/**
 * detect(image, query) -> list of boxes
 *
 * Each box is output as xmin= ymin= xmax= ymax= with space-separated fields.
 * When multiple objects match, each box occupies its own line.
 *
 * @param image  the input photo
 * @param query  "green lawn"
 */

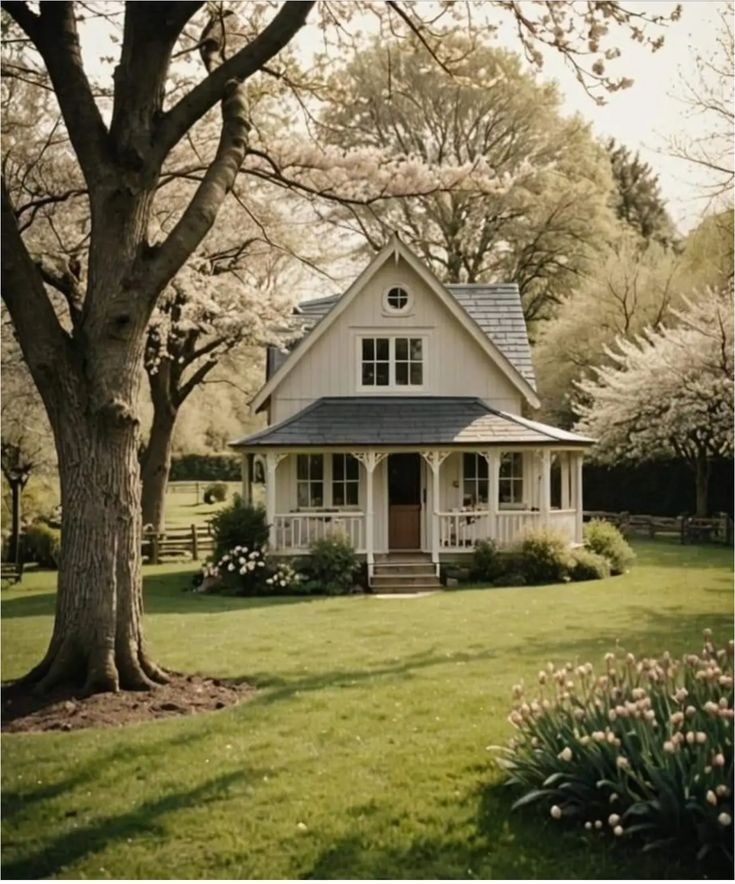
xmin=159 ymin=481 xmax=244 ymax=528
xmin=2 ymin=540 xmax=732 ymax=879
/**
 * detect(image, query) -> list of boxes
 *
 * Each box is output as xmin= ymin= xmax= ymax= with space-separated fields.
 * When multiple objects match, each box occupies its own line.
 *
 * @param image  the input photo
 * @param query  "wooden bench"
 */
xmin=1 ymin=561 xmax=23 ymax=585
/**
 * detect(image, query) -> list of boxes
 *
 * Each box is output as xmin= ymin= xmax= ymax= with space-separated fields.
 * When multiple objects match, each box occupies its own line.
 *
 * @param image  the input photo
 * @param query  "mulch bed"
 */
xmin=1 ymin=674 xmax=254 ymax=734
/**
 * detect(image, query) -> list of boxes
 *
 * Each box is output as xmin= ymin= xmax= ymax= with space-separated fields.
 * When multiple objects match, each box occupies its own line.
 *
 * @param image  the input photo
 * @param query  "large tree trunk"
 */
xmin=141 ymin=403 xmax=177 ymax=533
xmin=22 ymin=406 xmax=167 ymax=694
xmin=695 ymin=453 xmax=711 ymax=518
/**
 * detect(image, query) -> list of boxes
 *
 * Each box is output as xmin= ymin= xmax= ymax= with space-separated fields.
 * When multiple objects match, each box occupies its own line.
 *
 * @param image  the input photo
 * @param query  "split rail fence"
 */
xmin=583 ymin=511 xmax=732 ymax=545
xmin=142 ymin=524 xmax=214 ymax=564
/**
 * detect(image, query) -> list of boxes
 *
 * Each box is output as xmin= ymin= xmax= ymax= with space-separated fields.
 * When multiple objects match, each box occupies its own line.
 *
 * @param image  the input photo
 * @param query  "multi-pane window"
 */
xmin=332 ymin=454 xmax=360 ymax=506
xmin=297 ymin=454 xmax=324 ymax=507
xmin=361 ymin=337 xmax=390 ymax=386
xmin=462 ymin=453 xmax=488 ymax=506
xmin=395 ymin=337 xmax=423 ymax=385
xmin=360 ymin=336 xmax=424 ymax=387
xmin=499 ymin=452 xmax=524 ymax=505
xmin=386 ymin=286 xmax=409 ymax=310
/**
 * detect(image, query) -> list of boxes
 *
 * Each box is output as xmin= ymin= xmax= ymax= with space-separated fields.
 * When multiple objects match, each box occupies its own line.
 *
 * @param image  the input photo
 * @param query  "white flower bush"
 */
xmin=497 ymin=631 xmax=733 ymax=864
xmin=197 ymin=545 xmax=301 ymax=595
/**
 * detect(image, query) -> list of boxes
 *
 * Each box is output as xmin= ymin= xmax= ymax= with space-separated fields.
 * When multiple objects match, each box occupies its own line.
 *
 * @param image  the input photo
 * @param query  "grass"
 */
xmin=153 ymin=481 xmax=244 ymax=529
xmin=1 ymin=540 xmax=732 ymax=879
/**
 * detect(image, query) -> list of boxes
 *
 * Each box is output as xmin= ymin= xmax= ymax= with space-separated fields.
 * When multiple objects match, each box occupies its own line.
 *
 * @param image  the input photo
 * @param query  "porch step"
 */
xmin=372 ymin=562 xmax=437 ymax=575
xmin=371 ymin=582 xmax=442 ymax=594
xmin=371 ymin=574 xmax=441 ymax=588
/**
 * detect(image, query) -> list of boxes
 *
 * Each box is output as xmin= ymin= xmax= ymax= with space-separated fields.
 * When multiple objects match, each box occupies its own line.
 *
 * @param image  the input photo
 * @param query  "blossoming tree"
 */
xmin=1 ymin=0 xmax=682 ymax=696
xmin=574 ymin=287 xmax=734 ymax=515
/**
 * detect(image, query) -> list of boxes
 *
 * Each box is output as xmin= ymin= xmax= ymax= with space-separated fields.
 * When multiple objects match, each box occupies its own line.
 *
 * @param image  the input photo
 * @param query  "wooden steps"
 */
xmin=370 ymin=553 xmax=440 ymax=594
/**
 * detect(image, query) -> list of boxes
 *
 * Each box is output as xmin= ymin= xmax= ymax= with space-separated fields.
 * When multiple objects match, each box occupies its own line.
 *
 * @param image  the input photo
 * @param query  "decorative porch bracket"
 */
xmin=420 ymin=450 xmax=451 ymax=573
xmin=265 ymin=452 xmax=289 ymax=548
xmin=352 ymin=451 xmax=388 ymax=578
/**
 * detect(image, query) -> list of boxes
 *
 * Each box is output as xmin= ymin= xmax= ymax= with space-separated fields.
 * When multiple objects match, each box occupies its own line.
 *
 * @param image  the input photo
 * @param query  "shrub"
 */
xmin=301 ymin=535 xmax=358 ymax=595
xmin=203 ymin=482 xmax=228 ymax=504
xmin=197 ymin=545 xmax=302 ymax=596
xmin=584 ymin=519 xmax=635 ymax=575
xmin=496 ymin=630 xmax=734 ymax=867
xmin=210 ymin=497 xmax=268 ymax=563
xmin=21 ymin=522 xmax=60 ymax=568
xmin=568 ymin=548 xmax=611 ymax=582
xmin=470 ymin=539 xmax=503 ymax=582
xmin=514 ymin=527 xmax=572 ymax=585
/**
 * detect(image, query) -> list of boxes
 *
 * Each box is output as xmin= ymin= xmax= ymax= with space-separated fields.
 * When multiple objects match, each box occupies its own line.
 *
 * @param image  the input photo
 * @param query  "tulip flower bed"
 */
xmin=498 ymin=630 xmax=734 ymax=866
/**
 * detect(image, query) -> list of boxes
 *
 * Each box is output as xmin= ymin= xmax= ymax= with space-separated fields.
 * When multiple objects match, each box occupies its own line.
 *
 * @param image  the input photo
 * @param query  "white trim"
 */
xmin=355 ymin=333 xmax=427 ymax=393
xmin=250 ymin=235 xmax=540 ymax=413
xmin=382 ymin=283 xmax=414 ymax=316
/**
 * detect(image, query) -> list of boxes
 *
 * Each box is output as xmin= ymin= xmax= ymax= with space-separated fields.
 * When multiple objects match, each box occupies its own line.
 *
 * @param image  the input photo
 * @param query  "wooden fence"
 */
xmin=583 ymin=511 xmax=732 ymax=544
xmin=142 ymin=524 xmax=214 ymax=564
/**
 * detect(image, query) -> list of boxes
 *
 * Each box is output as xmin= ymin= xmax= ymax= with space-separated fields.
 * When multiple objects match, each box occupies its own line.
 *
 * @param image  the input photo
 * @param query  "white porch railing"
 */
xmin=438 ymin=511 xmax=491 ymax=549
xmin=272 ymin=512 xmax=365 ymax=552
xmin=438 ymin=508 xmax=579 ymax=550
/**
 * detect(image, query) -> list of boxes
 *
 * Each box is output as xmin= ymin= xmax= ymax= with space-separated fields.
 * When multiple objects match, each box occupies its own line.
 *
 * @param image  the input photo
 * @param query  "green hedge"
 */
xmin=170 ymin=454 xmax=241 ymax=482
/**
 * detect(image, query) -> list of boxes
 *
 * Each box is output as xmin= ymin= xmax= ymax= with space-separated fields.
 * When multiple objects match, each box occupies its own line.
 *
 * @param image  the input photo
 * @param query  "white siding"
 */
xmin=270 ymin=256 xmax=522 ymax=423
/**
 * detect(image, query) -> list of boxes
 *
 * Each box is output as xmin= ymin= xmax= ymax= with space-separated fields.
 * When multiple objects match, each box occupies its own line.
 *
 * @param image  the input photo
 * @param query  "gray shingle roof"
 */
xmin=231 ymin=397 xmax=592 ymax=448
xmin=293 ymin=282 xmax=536 ymax=389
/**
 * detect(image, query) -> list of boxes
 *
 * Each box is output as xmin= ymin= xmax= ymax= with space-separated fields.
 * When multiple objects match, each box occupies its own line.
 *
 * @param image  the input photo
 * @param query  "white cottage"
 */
xmin=231 ymin=236 xmax=592 ymax=590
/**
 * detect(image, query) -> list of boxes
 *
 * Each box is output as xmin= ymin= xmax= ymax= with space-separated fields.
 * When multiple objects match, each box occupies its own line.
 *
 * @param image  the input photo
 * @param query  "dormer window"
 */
xmin=385 ymin=286 xmax=410 ymax=312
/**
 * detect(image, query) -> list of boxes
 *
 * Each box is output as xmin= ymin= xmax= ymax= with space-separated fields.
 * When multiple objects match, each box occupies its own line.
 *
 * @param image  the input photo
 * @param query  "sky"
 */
xmin=79 ymin=1 xmax=732 ymax=234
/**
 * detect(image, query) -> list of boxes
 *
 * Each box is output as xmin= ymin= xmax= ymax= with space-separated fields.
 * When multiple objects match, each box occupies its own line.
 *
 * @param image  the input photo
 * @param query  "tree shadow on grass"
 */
xmin=304 ymin=782 xmax=709 ymax=880
xmin=0 ymin=568 xmax=337 ymax=619
xmin=238 ymin=645 xmax=498 ymax=707
xmin=2 ymin=768 xmax=255 ymax=879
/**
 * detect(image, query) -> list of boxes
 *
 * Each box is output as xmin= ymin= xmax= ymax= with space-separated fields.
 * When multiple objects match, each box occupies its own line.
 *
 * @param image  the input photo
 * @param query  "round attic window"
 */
xmin=386 ymin=286 xmax=409 ymax=311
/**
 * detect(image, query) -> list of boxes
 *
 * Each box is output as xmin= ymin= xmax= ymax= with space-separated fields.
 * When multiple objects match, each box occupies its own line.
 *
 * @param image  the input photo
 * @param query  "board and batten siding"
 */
xmin=269 ymin=256 xmax=522 ymax=423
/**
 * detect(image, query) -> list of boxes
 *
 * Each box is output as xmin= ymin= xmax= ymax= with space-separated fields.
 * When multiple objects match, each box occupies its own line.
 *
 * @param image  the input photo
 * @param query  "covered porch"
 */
xmin=231 ymin=397 xmax=591 ymax=579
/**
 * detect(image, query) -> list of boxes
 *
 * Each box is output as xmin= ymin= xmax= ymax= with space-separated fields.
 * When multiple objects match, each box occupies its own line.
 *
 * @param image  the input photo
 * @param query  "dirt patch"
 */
xmin=1 ymin=674 xmax=254 ymax=734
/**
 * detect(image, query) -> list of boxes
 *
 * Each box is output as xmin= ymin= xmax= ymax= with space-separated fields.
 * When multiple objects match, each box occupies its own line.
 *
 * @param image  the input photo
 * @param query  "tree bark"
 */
xmin=9 ymin=480 xmax=22 ymax=564
xmin=141 ymin=399 xmax=177 ymax=534
xmin=22 ymin=406 xmax=167 ymax=694
xmin=695 ymin=453 xmax=711 ymax=518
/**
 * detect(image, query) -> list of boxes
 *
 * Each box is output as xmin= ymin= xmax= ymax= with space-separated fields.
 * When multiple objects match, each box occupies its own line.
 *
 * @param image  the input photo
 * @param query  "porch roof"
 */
xmin=230 ymin=397 xmax=593 ymax=449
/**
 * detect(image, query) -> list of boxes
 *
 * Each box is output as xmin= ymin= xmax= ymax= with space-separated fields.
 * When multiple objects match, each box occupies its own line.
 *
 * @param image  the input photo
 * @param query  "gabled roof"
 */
xmin=294 ymin=282 xmax=535 ymax=388
xmin=231 ymin=397 xmax=593 ymax=448
xmin=251 ymin=236 xmax=540 ymax=413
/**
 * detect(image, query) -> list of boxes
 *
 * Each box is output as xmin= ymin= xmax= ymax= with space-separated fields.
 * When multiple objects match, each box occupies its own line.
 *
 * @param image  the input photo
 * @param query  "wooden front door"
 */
xmin=388 ymin=453 xmax=421 ymax=549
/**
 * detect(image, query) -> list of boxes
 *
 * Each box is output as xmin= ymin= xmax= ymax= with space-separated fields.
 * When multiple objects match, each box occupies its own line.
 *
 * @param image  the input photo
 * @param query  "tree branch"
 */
xmin=154 ymin=1 xmax=314 ymax=164
xmin=1 ymin=179 xmax=73 ymax=409
xmin=5 ymin=2 xmax=112 ymax=186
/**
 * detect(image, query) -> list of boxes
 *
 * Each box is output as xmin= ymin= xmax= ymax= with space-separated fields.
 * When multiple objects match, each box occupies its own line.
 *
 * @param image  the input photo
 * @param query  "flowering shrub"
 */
xmin=497 ymin=630 xmax=733 ymax=865
xmin=584 ymin=519 xmax=635 ymax=574
xmin=197 ymin=545 xmax=301 ymax=596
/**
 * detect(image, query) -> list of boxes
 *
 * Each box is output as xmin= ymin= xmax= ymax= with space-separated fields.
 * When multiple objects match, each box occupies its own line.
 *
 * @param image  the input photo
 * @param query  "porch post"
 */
xmin=241 ymin=453 xmax=250 ymax=505
xmin=353 ymin=451 xmax=387 ymax=580
xmin=574 ymin=451 xmax=584 ymax=543
xmin=561 ymin=452 xmax=571 ymax=510
xmin=485 ymin=449 xmax=500 ymax=538
xmin=421 ymin=451 xmax=450 ymax=572
xmin=540 ymin=448 xmax=551 ymax=521
xmin=265 ymin=452 xmax=287 ymax=549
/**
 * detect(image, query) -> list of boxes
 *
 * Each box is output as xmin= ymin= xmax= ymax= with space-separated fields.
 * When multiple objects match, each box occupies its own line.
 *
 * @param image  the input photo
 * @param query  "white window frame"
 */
xmin=461 ymin=453 xmax=489 ymax=507
xmin=296 ymin=454 xmax=325 ymax=509
xmin=356 ymin=334 xmax=427 ymax=392
xmin=382 ymin=284 xmax=413 ymax=315
xmin=293 ymin=454 xmax=362 ymax=511
xmin=499 ymin=451 xmax=524 ymax=508
xmin=331 ymin=453 xmax=360 ymax=508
